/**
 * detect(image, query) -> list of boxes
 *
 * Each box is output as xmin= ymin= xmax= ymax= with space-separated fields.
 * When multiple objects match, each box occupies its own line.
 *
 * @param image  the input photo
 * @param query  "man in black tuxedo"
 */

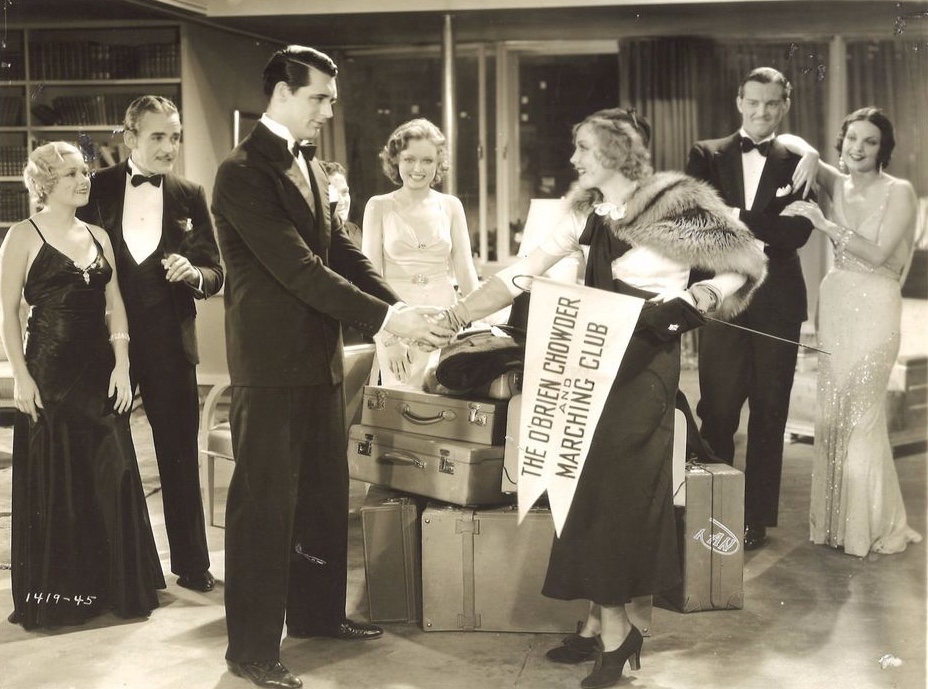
xmin=212 ymin=45 xmax=453 ymax=689
xmin=686 ymin=67 xmax=814 ymax=551
xmin=78 ymin=95 xmax=222 ymax=591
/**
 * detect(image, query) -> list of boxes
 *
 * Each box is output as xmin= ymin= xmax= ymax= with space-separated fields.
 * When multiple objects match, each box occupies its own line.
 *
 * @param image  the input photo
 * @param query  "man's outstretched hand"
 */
xmin=385 ymin=304 xmax=457 ymax=350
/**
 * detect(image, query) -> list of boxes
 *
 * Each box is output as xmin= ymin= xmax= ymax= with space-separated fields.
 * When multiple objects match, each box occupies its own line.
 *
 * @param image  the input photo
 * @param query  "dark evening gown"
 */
xmin=542 ymin=212 xmax=682 ymax=605
xmin=8 ymin=223 xmax=165 ymax=630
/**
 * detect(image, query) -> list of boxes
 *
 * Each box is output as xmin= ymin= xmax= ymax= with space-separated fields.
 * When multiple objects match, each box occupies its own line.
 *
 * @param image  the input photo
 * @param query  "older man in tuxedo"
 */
xmin=78 ymin=95 xmax=222 ymax=592
xmin=687 ymin=67 xmax=814 ymax=551
xmin=212 ymin=45 xmax=453 ymax=689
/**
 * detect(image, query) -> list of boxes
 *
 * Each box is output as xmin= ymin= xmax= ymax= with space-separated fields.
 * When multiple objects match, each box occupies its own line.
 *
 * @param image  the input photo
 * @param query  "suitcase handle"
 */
xmin=378 ymin=450 xmax=426 ymax=469
xmin=399 ymin=404 xmax=457 ymax=426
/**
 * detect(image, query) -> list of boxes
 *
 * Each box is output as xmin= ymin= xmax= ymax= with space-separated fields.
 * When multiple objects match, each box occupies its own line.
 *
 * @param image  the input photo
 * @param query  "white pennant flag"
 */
xmin=517 ymin=277 xmax=643 ymax=535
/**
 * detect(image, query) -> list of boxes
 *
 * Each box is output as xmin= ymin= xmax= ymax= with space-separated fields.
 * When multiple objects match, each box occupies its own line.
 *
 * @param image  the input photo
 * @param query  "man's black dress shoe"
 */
xmin=227 ymin=660 xmax=302 ymax=688
xmin=289 ymin=618 xmax=383 ymax=640
xmin=177 ymin=570 xmax=215 ymax=592
xmin=744 ymin=525 xmax=768 ymax=551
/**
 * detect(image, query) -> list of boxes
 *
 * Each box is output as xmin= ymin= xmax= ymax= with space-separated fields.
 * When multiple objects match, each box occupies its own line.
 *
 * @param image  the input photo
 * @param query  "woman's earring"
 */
xmin=838 ymin=156 xmax=847 ymax=174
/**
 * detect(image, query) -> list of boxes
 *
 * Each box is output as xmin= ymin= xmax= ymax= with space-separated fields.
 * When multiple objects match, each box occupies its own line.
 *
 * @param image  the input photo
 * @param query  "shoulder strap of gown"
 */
xmin=27 ymin=218 xmax=47 ymax=243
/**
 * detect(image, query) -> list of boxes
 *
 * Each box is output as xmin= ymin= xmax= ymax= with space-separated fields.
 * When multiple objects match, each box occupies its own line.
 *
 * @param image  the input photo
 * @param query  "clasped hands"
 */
xmin=384 ymin=304 xmax=459 ymax=352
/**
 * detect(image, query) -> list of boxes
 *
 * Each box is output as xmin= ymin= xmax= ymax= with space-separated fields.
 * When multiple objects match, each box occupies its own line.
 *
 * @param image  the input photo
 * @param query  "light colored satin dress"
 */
xmin=374 ymin=194 xmax=458 ymax=390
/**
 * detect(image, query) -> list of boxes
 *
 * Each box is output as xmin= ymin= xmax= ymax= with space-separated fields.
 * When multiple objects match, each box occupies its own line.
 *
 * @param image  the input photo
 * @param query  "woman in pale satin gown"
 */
xmin=363 ymin=118 xmax=479 ymax=389
xmin=781 ymin=107 xmax=922 ymax=557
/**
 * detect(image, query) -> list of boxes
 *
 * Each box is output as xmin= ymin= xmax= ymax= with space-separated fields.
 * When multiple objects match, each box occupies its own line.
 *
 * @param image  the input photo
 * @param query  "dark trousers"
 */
xmin=696 ymin=311 xmax=801 ymax=527
xmin=131 ymin=303 xmax=209 ymax=575
xmin=224 ymin=383 xmax=349 ymax=663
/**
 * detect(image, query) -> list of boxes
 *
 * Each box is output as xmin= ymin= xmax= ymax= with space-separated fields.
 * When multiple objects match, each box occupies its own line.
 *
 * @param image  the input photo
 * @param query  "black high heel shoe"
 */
xmin=580 ymin=625 xmax=643 ymax=689
xmin=546 ymin=623 xmax=599 ymax=664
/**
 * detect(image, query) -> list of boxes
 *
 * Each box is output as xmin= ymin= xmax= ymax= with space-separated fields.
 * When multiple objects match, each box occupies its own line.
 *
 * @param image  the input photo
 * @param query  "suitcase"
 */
xmin=661 ymin=462 xmax=744 ymax=613
xmin=361 ymin=386 xmax=508 ymax=446
xmin=348 ymin=424 xmax=510 ymax=507
xmin=359 ymin=486 xmax=423 ymax=623
xmin=421 ymin=503 xmax=588 ymax=633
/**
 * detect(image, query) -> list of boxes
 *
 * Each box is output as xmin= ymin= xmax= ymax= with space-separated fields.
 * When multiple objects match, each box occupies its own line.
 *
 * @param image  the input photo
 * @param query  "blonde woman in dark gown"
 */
xmin=1 ymin=142 xmax=164 ymax=629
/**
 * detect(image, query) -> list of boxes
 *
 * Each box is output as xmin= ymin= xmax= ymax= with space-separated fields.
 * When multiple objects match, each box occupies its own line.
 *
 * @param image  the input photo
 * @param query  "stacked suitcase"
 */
xmin=351 ymin=384 xmax=595 ymax=633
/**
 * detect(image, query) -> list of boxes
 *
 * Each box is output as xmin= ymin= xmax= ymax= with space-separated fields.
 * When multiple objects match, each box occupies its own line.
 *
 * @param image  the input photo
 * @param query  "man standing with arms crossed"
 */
xmin=212 ymin=45 xmax=453 ymax=689
xmin=687 ymin=67 xmax=814 ymax=551
xmin=79 ymin=95 xmax=221 ymax=592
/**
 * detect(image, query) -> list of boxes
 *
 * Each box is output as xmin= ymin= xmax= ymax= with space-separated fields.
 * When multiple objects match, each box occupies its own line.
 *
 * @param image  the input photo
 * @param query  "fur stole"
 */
xmin=568 ymin=171 xmax=767 ymax=319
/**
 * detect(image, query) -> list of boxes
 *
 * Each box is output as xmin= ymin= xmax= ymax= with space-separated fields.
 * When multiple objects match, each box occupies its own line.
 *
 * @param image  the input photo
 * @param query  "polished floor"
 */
xmin=0 ymin=372 xmax=925 ymax=689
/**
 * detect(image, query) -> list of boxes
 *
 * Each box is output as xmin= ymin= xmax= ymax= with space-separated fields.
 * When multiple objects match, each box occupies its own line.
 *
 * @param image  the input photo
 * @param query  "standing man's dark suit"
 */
xmin=78 ymin=97 xmax=223 ymax=588
xmin=211 ymin=46 xmax=452 ymax=689
xmin=687 ymin=68 xmax=814 ymax=551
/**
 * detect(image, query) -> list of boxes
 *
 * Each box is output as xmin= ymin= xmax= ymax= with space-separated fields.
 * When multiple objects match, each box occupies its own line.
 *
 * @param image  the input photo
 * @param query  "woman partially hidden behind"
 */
xmin=1 ymin=142 xmax=164 ymax=629
xmin=781 ymin=107 xmax=922 ymax=557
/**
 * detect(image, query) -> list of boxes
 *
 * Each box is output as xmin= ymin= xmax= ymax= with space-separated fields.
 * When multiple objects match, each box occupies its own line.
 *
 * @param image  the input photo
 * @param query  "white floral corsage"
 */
xmin=775 ymin=184 xmax=793 ymax=198
xmin=594 ymin=201 xmax=628 ymax=221
xmin=183 ymin=218 xmax=193 ymax=232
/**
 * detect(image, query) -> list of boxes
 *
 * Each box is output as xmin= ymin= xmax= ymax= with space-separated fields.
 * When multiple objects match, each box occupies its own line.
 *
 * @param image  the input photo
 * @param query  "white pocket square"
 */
xmin=775 ymin=185 xmax=792 ymax=197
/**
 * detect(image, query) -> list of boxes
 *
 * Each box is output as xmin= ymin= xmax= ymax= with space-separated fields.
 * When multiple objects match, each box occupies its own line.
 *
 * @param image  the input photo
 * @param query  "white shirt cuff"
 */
xmin=378 ymin=301 xmax=407 ymax=335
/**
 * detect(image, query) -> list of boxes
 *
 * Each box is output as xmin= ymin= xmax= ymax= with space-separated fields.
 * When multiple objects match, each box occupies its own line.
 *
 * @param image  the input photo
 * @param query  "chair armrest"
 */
xmin=200 ymin=377 xmax=231 ymax=448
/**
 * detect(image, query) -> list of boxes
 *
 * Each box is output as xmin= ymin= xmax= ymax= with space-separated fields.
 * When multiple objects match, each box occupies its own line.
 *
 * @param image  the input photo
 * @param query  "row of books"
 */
xmin=0 ymin=188 xmax=30 ymax=222
xmin=27 ymin=41 xmax=179 ymax=81
xmin=32 ymin=94 xmax=157 ymax=127
xmin=0 ymin=96 xmax=25 ymax=127
xmin=0 ymin=148 xmax=29 ymax=177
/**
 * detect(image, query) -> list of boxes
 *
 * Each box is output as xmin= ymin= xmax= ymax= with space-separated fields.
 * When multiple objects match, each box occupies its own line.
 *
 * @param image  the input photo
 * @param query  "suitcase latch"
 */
xmin=366 ymin=390 xmax=386 ymax=411
xmin=357 ymin=434 xmax=373 ymax=456
xmin=439 ymin=449 xmax=455 ymax=475
xmin=467 ymin=402 xmax=488 ymax=427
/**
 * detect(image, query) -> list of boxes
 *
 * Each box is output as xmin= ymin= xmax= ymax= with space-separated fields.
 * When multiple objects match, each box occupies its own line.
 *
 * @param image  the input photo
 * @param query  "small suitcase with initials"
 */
xmin=348 ymin=424 xmax=510 ymax=507
xmin=359 ymin=486 xmax=423 ymax=624
xmin=661 ymin=462 xmax=744 ymax=613
xmin=361 ymin=386 xmax=508 ymax=446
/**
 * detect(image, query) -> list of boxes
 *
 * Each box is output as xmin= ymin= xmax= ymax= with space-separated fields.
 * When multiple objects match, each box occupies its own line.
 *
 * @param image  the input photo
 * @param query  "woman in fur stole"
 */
xmin=442 ymin=108 xmax=767 ymax=689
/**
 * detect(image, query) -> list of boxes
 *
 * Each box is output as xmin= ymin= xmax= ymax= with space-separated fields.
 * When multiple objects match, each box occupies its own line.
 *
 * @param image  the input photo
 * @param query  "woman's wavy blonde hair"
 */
xmin=23 ymin=141 xmax=84 ymax=204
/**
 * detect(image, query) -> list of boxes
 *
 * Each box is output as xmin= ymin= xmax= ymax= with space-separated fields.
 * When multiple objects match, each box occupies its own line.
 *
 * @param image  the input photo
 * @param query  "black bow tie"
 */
xmin=741 ymin=137 xmax=771 ymax=156
xmin=291 ymin=142 xmax=317 ymax=161
xmin=130 ymin=173 xmax=163 ymax=187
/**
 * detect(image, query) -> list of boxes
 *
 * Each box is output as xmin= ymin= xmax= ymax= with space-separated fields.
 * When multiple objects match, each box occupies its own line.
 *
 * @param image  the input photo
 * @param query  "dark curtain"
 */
xmin=619 ymin=37 xmax=829 ymax=173
xmin=846 ymin=39 xmax=928 ymax=198
xmin=618 ymin=38 xmax=712 ymax=172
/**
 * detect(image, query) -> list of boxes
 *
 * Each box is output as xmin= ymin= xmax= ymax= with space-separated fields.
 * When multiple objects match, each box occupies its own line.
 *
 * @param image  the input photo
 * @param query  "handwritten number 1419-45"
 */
xmin=25 ymin=592 xmax=98 ymax=606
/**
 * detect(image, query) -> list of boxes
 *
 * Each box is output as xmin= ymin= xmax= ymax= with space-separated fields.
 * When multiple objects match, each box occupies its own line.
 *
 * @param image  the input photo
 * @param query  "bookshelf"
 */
xmin=0 ymin=24 xmax=182 ymax=230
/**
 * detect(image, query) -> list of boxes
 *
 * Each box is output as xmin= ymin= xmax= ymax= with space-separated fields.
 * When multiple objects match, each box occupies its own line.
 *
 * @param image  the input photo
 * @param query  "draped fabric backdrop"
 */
xmin=846 ymin=39 xmax=928 ymax=199
xmin=619 ymin=37 xmax=830 ymax=173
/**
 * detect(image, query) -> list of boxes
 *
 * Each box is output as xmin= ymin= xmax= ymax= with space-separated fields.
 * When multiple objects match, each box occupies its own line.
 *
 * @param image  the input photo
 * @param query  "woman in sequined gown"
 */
xmin=1 ymin=142 xmax=165 ymax=629
xmin=363 ymin=118 xmax=479 ymax=389
xmin=782 ymin=107 xmax=922 ymax=557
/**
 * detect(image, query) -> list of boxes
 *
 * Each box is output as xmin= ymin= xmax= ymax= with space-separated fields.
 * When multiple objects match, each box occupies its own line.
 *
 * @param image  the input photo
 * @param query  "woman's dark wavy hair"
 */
xmin=379 ymin=118 xmax=450 ymax=186
xmin=836 ymin=106 xmax=896 ymax=170
xmin=573 ymin=107 xmax=653 ymax=181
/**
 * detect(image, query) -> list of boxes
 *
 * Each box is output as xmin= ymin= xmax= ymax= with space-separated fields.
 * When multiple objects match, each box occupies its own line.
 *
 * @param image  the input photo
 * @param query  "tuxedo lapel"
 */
xmin=283 ymin=161 xmax=318 ymax=222
xmin=309 ymin=158 xmax=331 ymax=249
xmin=753 ymin=141 xmax=791 ymax=211
xmin=717 ymin=136 xmax=745 ymax=208
xmin=96 ymin=162 xmax=129 ymax=251
xmin=161 ymin=173 xmax=186 ymax=252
